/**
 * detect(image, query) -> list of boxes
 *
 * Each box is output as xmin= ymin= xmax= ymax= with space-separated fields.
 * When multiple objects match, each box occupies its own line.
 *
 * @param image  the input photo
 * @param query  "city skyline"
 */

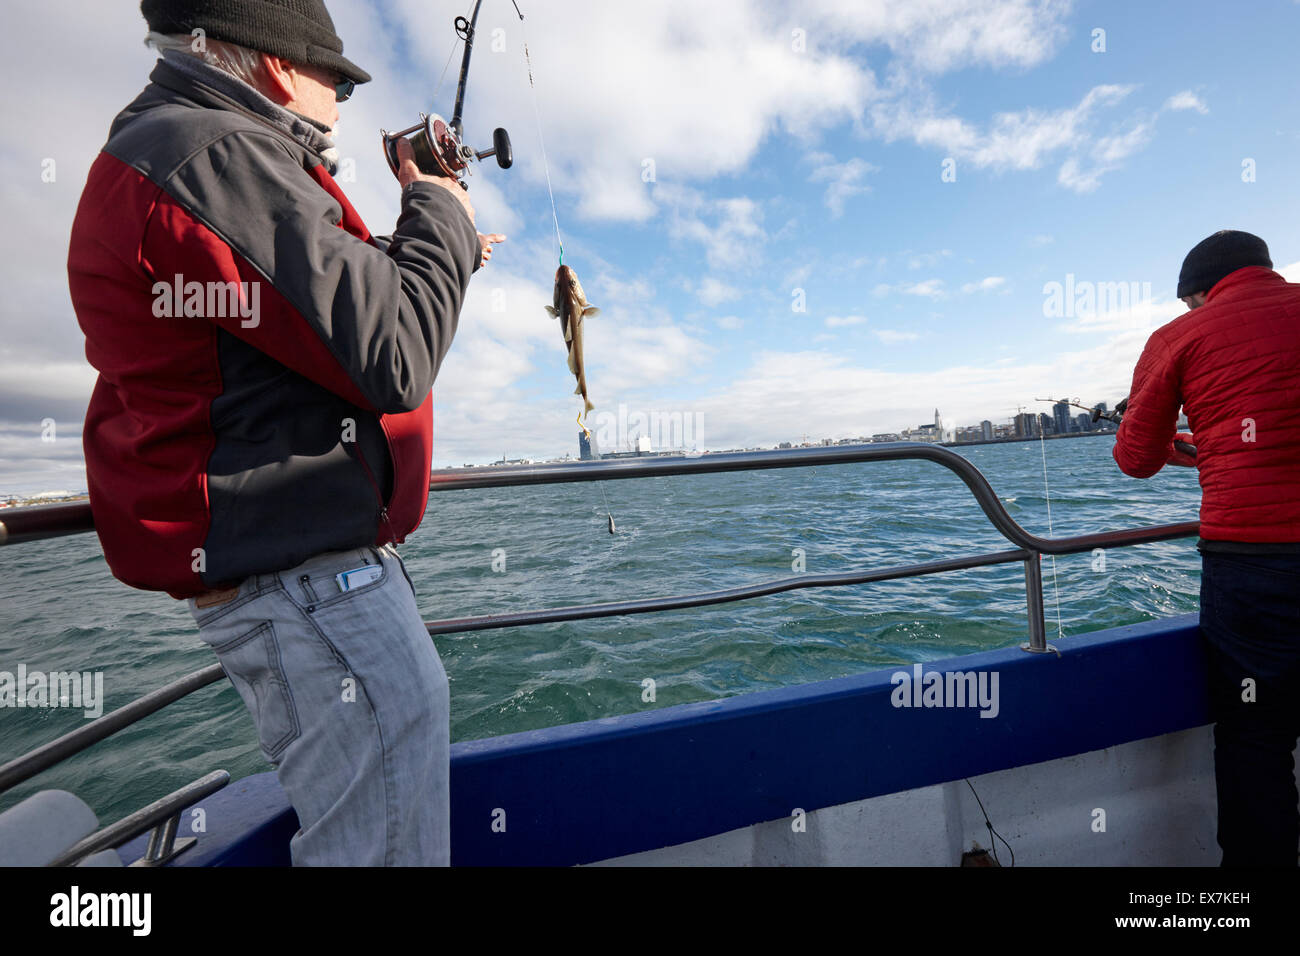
xmin=0 ymin=393 xmax=1148 ymax=497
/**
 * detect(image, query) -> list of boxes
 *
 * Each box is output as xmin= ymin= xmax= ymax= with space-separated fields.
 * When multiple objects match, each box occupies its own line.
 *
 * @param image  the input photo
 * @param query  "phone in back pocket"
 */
xmin=336 ymin=564 xmax=383 ymax=593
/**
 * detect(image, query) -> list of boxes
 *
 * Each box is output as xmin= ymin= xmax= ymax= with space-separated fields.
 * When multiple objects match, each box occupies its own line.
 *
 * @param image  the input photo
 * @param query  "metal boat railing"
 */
xmin=0 ymin=442 xmax=1199 ymax=864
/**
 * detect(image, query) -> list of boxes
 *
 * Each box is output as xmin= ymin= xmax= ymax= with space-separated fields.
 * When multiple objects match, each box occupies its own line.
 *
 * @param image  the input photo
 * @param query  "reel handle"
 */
xmin=475 ymin=128 xmax=513 ymax=169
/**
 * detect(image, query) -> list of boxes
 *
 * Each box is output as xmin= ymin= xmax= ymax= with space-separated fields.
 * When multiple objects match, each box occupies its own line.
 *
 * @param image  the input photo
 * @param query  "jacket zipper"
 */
xmin=352 ymin=443 xmax=396 ymax=545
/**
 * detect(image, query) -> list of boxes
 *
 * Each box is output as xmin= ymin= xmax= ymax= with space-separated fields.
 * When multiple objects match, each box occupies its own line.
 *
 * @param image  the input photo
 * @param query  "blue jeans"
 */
xmin=1199 ymin=550 xmax=1300 ymax=867
xmin=187 ymin=543 xmax=448 ymax=866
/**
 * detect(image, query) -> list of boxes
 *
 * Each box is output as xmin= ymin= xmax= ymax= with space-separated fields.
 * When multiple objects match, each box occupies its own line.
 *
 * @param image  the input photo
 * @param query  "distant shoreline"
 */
xmin=2 ymin=431 xmax=1126 ymax=497
xmin=939 ymin=430 xmax=1117 ymax=450
xmin=464 ymin=428 xmax=1124 ymax=468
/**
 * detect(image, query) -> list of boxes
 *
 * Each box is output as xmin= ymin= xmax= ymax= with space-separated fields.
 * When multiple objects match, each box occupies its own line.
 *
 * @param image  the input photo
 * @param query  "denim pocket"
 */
xmin=283 ymin=548 xmax=388 ymax=612
xmin=207 ymin=621 xmax=300 ymax=764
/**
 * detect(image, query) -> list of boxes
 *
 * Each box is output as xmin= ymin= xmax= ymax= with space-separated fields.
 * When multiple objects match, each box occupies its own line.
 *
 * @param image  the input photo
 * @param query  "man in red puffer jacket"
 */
xmin=1115 ymin=230 xmax=1300 ymax=867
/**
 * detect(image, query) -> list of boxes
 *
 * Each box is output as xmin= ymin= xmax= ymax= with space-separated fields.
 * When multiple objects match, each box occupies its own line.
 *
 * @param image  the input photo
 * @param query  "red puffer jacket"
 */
xmin=1114 ymin=266 xmax=1300 ymax=544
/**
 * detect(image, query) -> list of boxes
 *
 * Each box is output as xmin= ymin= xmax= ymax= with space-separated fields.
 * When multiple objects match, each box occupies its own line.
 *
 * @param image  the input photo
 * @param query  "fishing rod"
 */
xmin=1035 ymin=397 xmax=1196 ymax=458
xmin=383 ymin=4 xmax=618 ymax=535
xmin=380 ymin=0 xmax=522 ymax=187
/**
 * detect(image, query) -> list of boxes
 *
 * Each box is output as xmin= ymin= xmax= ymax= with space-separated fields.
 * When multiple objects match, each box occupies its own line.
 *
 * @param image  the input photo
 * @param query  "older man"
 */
xmin=1114 ymin=230 xmax=1300 ymax=867
xmin=67 ymin=0 xmax=500 ymax=865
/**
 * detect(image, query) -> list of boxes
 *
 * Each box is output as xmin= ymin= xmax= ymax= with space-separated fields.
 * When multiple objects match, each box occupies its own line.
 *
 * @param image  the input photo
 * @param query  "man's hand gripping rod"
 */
xmin=380 ymin=0 xmax=519 ymax=189
xmin=1041 ymin=396 xmax=1197 ymax=459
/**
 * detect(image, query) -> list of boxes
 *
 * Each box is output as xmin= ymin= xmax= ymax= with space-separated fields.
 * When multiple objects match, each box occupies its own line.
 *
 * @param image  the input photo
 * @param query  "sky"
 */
xmin=2 ymin=0 xmax=1299 ymax=493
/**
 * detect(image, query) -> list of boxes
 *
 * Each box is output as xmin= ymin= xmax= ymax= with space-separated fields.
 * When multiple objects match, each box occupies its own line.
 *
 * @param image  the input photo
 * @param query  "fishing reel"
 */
xmin=380 ymin=114 xmax=512 ymax=188
xmin=1091 ymin=397 xmax=1125 ymax=425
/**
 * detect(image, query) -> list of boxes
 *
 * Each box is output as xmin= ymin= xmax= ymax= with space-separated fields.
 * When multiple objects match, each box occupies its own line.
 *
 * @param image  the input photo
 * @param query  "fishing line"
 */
xmin=428 ymin=11 xmax=467 ymax=105
xmin=515 ymin=8 xmax=616 ymax=533
xmin=963 ymin=778 xmax=1015 ymax=866
xmin=518 ymin=14 xmax=565 ymax=265
xmin=1037 ymin=427 xmax=1065 ymax=642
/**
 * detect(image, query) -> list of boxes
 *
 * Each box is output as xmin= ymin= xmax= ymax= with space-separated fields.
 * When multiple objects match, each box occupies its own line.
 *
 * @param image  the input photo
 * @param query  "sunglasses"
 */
xmin=334 ymin=76 xmax=354 ymax=103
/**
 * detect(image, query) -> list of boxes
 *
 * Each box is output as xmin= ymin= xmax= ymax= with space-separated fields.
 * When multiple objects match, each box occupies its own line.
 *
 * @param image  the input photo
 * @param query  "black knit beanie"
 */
xmin=141 ymin=0 xmax=371 ymax=85
xmin=1177 ymin=230 xmax=1272 ymax=298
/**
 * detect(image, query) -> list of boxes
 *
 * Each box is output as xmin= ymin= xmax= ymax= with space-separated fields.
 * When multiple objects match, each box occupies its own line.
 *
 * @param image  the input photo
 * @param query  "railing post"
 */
xmin=136 ymin=812 xmax=194 ymax=867
xmin=1020 ymin=552 xmax=1055 ymax=654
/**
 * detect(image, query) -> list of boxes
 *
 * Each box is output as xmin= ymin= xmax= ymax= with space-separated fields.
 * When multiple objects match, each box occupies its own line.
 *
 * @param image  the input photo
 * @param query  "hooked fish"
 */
xmin=544 ymin=264 xmax=600 ymax=425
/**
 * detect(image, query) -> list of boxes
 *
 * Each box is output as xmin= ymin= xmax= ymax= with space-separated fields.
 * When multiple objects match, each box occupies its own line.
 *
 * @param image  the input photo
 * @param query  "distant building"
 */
xmin=1076 ymin=412 xmax=1093 ymax=433
xmin=980 ymin=420 xmax=993 ymax=441
xmin=1014 ymin=412 xmax=1038 ymax=438
xmin=1039 ymin=412 xmax=1054 ymax=436
xmin=635 ymin=435 xmax=653 ymax=454
xmin=579 ymin=429 xmax=600 ymax=460
xmin=1053 ymin=402 xmax=1071 ymax=436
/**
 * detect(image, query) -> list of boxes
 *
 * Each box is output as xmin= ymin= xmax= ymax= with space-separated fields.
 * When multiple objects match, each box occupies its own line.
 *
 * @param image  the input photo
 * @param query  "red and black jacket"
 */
xmin=68 ymin=54 xmax=479 ymax=598
xmin=1114 ymin=266 xmax=1300 ymax=547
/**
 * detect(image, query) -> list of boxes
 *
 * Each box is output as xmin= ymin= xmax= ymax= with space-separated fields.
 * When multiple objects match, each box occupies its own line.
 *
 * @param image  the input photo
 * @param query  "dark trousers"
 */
xmin=1199 ymin=551 xmax=1300 ymax=867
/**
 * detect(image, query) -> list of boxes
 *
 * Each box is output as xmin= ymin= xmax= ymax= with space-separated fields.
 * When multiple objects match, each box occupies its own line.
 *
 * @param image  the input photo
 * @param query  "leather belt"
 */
xmin=193 ymin=585 xmax=241 ymax=609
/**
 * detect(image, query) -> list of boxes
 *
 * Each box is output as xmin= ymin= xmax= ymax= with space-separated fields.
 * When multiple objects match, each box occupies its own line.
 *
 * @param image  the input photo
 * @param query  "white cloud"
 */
xmin=1165 ymin=90 xmax=1209 ymax=114
xmin=871 ymin=83 xmax=1172 ymax=192
xmin=961 ymin=276 xmax=1006 ymax=294
xmin=808 ymin=152 xmax=878 ymax=217
xmin=902 ymin=279 xmax=946 ymax=298
xmin=874 ymin=85 xmax=1133 ymax=171
xmin=656 ymin=184 xmax=766 ymax=271
xmin=801 ymin=0 xmax=1074 ymax=73
xmin=354 ymin=0 xmax=1074 ymax=224
xmin=825 ymin=314 xmax=868 ymax=328
xmin=673 ymin=323 xmax=1161 ymax=449
xmin=716 ymin=315 xmax=744 ymax=330
xmin=873 ymin=277 xmax=946 ymax=298
xmin=426 ymin=0 xmax=877 ymax=224
xmin=697 ymin=278 xmax=741 ymax=306
xmin=1057 ymin=293 xmax=1183 ymax=335
xmin=1057 ymin=157 xmax=1101 ymax=192
xmin=1057 ymin=117 xmax=1157 ymax=192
